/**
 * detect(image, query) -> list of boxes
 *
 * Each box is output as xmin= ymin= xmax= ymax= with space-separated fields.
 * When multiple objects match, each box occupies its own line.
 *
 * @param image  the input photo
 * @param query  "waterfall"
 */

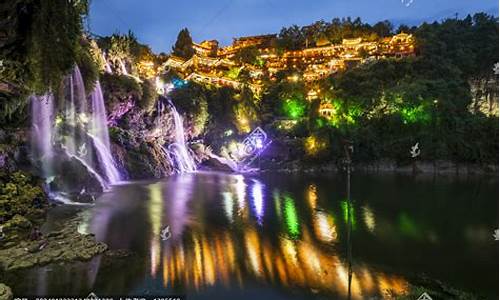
xmin=30 ymin=65 xmax=122 ymax=200
xmin=63 ymin=148 xmax=108 ymax=189
xmin=117 ymin=58 xmax=128 ymax=75
xmin=166 ymin=102 xmax=197 ymax=173
xmin=30 ymin=94 xmax=54 ymax=177
xmin=89 ymin=81 xmax=121 ymax=184
xmin=102 ymin=53 xmax=113 ymax=74
xmin=62 ymin=66 xmax=90 ymax=161
xmin=90 ymin=136 xmax=120 ymax=184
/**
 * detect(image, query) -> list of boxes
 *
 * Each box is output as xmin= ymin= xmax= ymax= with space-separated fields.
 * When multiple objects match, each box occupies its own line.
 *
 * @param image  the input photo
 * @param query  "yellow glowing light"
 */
xmin=175 ymin=245 xmax=185 ymax=284
xmin=234 ymin=175 xmax=246 ymax=215
xmin=193 ymin=235 xmax=203 ymax=289
xmin=362 ymin=205 xmax=376 ymax=233
xmin=78 ymin=113 xmax=89 ymax=124
xmin=262 ymin=241 xmax=275 ymax=279
xmin=237 ymin=116 xmax=251 ymax=133
xmin=148 ymin=183 xmax=163 ymax=236
xmin=287 ymin=74 xmax=300 ymax=82
xmin=148 ymin=183 xmax=163 ymax=277
xmin=280 ymin=237 xmax=298 ymax=266
xmin=150 ymin=238 xmax=160 ymax=277
xmin=202 ymin=237 xmax=216 ymax=285
xmin=273 ymin=190 xmax=282 ymax=219
xmin=305 ymin=135 xmax=328 ymax=156
xmin=313 ymin=211 xmax=337 ymax=243
xmin=275 ymin=256 xmax=288 ymax=286
xmin=307 ymin=184 xmax=317 ymax=210
xmin=213 ymin=238 xmax=229 ymax=286
xmin=162 ymin=250 xmax=169 ymax=287
xmin=55 ymin=115 xmax=63 ymax=126
xmin=224 ymin=232 xmax=236 ymax=271
xmin=245 ymin=229 xmax=263 ymax=276
xmin=358 ymin=267 xmax=375 ymax=292
xmin=222 ymin=191 xmax=234 ymax=223
xmin=298 ymin=242 xmax=322 ymax=276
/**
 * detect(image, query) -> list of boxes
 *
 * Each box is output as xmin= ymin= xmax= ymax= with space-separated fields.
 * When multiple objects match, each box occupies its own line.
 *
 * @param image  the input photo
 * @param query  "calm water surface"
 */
xmin=5 ymin=172 xmax=499 ymax=299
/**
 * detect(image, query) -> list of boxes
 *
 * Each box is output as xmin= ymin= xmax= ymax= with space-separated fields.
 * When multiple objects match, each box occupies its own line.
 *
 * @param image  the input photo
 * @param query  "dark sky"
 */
xmin=88 ymin=0 xmax=498 ymax=53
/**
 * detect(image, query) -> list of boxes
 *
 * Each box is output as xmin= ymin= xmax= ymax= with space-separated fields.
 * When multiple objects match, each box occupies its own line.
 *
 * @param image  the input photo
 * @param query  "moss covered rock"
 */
xmin=0 ymin=283 xmax=12 ymax=300
xmin=0 ymin=172 xmax=46 ymax=220
xmin=0 ymin=172 xmax=48 ymax=247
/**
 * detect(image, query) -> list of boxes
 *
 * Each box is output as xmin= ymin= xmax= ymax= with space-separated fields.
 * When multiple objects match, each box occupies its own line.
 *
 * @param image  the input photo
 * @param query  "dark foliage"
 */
xmin=172 ymin=28 xmax=195 ymax=59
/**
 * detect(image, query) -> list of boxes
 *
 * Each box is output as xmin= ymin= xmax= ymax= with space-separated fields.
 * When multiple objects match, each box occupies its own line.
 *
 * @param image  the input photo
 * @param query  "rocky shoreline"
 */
xmin=0 ymin=216 xmax=107 ymax=272
xmin=0 ymin=215 xmax=108 ymax=300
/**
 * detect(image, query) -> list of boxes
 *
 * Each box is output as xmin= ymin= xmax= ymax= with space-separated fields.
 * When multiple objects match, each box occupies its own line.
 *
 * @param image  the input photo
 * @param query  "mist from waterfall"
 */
xmin=166 ymin=102 xmax=197 ymax=173
xmin=30 ymin=65 xmax=121 ymax=197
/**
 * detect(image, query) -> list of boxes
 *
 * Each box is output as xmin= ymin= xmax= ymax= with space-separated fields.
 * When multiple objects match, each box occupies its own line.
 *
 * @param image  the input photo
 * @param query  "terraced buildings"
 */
xmin=164 ymin=32 xmax=415 ymax=94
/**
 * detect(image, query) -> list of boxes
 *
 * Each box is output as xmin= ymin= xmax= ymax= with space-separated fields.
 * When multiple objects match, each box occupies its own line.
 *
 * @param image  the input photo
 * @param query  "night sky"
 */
xmin=88 ymin=0 xmax=498 ymax=53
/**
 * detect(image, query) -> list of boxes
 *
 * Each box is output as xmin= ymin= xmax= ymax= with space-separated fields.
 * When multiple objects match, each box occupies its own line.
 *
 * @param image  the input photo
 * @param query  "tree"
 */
xmin=372 ymin=20 xmax=393 ymax=37
xmin=172 ymin=28 xmax=194 ymax=59
xmin=170 ymin=83 xmax=209 ymax=136
xmin=0 ymin=0 xmax=92 ymax=126
xmin=276 ymin=25 xmax=305 ymax=50
xmin=234 ymin=46 xmax=259 ymax=65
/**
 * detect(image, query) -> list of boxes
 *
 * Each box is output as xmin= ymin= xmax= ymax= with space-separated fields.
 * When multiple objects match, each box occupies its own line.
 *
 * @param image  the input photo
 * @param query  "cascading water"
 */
xmin=60 ymin=66 xmax=102 ymax=186
xmin=89 ymin=81 xmax=121 ymax=184
xmin=117 ymin=58 xmax=129 ymax=75
xmin=30 ymin=65 xmax=122 ymax=201
xmin=30 ymin=94 xmax=54 ymax=177
xmin=165 ymin=101 xmax=197 ymax=173
xmin=102 ymin=53 xmax=113 ymax=74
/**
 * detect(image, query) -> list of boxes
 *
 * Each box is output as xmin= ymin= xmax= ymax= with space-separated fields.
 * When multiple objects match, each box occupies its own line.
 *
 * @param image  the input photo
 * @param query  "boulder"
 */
xmin=52 ymin=153 xmax=104 ymax=194
xmin=201 ymin=157 xmax=236 ymax=172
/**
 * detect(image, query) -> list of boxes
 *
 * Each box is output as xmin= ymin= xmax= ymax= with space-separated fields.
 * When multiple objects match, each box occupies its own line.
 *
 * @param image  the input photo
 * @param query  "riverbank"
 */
xmin=0 ymin=215 xmax=107 ymax=272
xmin=0 ymin=211 xmax=108 ymax=300
xmin=257 ymin=158 xmax=498 ymax=175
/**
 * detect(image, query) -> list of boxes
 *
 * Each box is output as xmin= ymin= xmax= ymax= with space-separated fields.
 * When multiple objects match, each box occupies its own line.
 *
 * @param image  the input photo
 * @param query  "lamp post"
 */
xmin=343 ymin=139 xmax=354 ymax=300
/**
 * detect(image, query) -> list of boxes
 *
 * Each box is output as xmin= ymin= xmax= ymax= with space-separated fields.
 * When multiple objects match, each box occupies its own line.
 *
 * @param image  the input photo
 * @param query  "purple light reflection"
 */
xmin=251 ymin=179 xmax=265 ymax=225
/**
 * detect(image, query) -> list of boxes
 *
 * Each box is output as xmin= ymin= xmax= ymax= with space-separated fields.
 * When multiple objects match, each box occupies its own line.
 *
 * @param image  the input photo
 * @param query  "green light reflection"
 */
xmin=284 ymin=195 xmax=301 ymax=239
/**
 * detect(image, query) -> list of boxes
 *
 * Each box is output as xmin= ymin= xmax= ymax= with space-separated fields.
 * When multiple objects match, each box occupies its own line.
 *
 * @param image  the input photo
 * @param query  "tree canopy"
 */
xmin=172 ymin=28 xmax=195 ymax=59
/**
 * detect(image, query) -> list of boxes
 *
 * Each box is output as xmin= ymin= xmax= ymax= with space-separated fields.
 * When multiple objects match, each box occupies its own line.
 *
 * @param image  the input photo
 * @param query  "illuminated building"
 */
xmin=318 ymin=102 xmax=336 ymax=118
xmin=163 ymin=32 xmax=416 ymax=92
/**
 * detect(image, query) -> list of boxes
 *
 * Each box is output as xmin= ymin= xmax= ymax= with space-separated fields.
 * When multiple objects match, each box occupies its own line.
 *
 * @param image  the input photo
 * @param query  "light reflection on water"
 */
xmin=5 ymin=172 xmax=498 ymax=299
xmin=98 ymin=172 xmax=407 ymax=299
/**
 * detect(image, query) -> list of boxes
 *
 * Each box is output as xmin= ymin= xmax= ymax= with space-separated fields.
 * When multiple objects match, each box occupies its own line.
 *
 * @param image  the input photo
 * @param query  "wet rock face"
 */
xmin=0 ymin=129 xmax=30 ymax=173
xmin=0 ymin=218 xmax=107 ymax=272
xmin=107 ymin=98 xmax=176 ymax=179
xmin=0 ymin=283 xmax=13 ymax=300
xmin=200 ymin=157 xmax=235 ymax=172
xmin=51 ymin=154 xmax=104 ymax=195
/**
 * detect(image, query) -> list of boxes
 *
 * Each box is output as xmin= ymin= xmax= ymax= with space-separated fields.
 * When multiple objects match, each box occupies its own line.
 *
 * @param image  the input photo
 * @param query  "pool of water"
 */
xmin=4 ymin=171 xmax=499 ymax=299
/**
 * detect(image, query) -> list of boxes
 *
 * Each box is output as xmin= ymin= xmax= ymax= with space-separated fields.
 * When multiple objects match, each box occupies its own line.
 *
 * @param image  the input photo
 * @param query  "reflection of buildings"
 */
xmin=151 ymin=177 xmax=407 ymax=299
xmin=164 ymin=33 xmax=415 ymax=92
